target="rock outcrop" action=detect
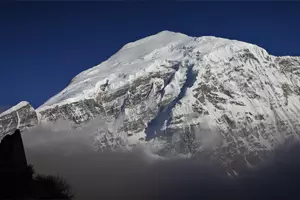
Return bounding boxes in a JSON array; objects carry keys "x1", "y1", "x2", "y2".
[
  {"x1": 0, "y1": 129, "x2": 73, "y2": 199},
  {"x1": 0, "y1": 129, "x2": 32, "y2": 198},
  {"x1": 0, "y1": 101, "x2": 38, "y2": 139},
  {"x1": 0, "y1": 129, "x2": 28, "y2": 172}
]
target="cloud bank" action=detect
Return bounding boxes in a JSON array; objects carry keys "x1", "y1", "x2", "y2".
[{"x1": 22, "y1": 120, "x2": 300, "y2": 200}]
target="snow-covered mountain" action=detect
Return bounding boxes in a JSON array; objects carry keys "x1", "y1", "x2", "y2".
[
  {"x1": 1, "y1": 31, "x2": 300, "y2": 171},
  {"x1": 0, "y1": 101, "x2": 38, "y2": 137}
]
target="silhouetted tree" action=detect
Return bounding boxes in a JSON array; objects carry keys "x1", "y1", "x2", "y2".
[{"x1": 33, "y1": 174, "x2": 74, "y2": 199}]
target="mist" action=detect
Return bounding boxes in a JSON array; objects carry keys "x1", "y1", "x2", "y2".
[{"x1": 22, "y1": 120, "x2": 300, "y2": 200}]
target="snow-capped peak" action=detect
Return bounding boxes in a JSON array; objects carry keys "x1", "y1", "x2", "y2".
[
  {"x1": 0, "y1": 101, "x2": 30, "y2": 117},
  {"x1": 1, "y1": 31, "x2": 300, "y2": 170},
  {"x1": 37, "y1": 31, "x2": 268, "y2": 112}
]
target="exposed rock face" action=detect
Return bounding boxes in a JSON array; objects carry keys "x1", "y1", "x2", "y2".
[
  {"x1": 0, "y1": 101, "x2": 38, "y2": 139},
  {"x1": 153, "y1": 53, "x2": 300, "y2": 171},
  {"x1": 1, "y1": 31, "x2": 300, "y2": 170},
  {"x1": 38, "y1": 99, "x2": 104, "y2": 125}
]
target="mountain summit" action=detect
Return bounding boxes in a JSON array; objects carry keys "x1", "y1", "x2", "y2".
[{"x1": 1, "y1": 31, "x2": 300, "y2": 171}]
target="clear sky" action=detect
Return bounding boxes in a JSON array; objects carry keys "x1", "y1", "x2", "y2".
[{"x1": 1, "y1": 1, "x2": 300, "y2": 109}]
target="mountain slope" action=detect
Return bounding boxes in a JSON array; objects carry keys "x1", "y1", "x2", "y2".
[
  {"x1": 0, "y1": 102, "x2": 38, "y2": 139},
  {"x1": 1, "y1": 31, "x2": 300, "y2": 170}
]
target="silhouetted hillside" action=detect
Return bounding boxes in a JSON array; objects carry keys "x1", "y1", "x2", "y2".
[{"x1": 0, "y1": 129, "x2": 73, "y2": 199}]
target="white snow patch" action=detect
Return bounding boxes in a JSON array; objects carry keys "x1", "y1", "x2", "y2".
[{"x1": 0, "y1": 101, "x2": 30, "y2": 118}]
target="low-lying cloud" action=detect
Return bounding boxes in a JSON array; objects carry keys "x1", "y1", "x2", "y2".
[{"x1": 23, "y1": 120, "x2": 300, "y2": 200}]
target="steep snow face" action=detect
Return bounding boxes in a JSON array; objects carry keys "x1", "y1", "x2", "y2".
[
  {"x1": 37, "y1": 31, "x2": 254, "y2": 111},
  {"x1": 3, "y1": 31, "x2": 300, "y2": 170},
  {"x1": 37, "y1": 31, "x2": 192, "y2": 110}
]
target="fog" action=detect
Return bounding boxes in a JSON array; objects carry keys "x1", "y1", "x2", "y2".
[{"x1": 23, "y1": 120, "x2": 300, "y2": 200}]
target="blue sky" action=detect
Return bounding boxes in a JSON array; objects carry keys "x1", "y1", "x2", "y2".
[{"x1": 1, "y1": 1, "x2": 300, "y2": 109}]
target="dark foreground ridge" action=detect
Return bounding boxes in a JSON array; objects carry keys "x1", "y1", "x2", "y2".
[{"x1": 0, "y1": 129, "x2": 73, "y2": 200}]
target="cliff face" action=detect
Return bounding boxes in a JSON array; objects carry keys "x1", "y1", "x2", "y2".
[
  {"x1": 0, "y1": 31, "x2": 299, "y2": 171},
  {"x1": 0, "y1": 101, "x2": 38, "y2": 139}
]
